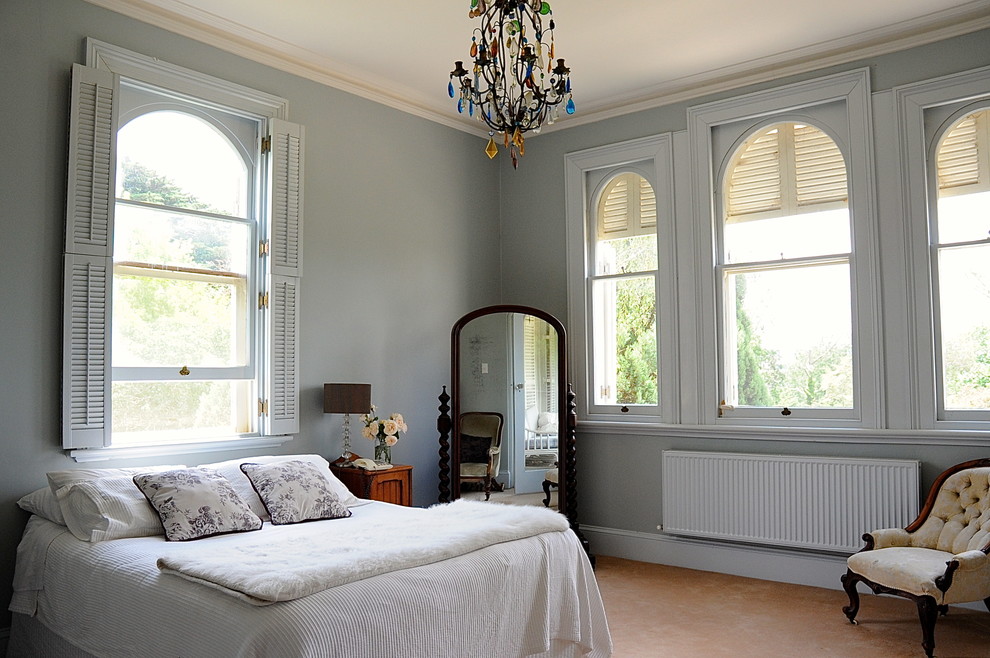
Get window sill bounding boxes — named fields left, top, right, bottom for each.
left=575, top=419, right=990, bottom=447
left=69, top=435, right=294, bottom=463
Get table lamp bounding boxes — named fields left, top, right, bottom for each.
left=323, top=383, right=371, bottom=460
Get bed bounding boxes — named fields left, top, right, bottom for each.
left=7, top=454, right=611, bottom=657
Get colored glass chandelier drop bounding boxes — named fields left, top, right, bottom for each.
left=448, top=0, right=575, bottom=168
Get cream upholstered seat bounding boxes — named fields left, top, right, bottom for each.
left=458, top=412, right=503, bottom=501
left=841, top=458, right=990, bottom=657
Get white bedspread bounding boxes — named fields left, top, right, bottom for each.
left=10, top=501, right=611, bottom=658
left=157, top=499, right=570, bottom=604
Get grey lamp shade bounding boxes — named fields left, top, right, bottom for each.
left=323, top=383, right=372, bottom=414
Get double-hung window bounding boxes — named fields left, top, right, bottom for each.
left=62, top=42, right=303, bottom=455
left=565, top=135, right=677, bottom=421
left=690, top=69, right=881, bottom=427
left=897, top=67, right=990, bottom=429
left=932, top=108, right=990, bottom=417
left=719, top=122, right=853, bottom=413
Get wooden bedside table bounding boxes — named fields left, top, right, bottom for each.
left=330, top=460, right=413, bottom=506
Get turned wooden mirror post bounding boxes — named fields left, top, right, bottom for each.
left=437, top=305, right=589, bottom=559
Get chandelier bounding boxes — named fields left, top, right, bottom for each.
left=448, top=0, right=575, bottom=168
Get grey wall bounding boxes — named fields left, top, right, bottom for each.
left=3, top=0, right=990, bottom=635
left=0, top=0, right=500, bottom=628
left=458, top=313, right=511, bottom=415
left=497, top=29, right=990, bottom=534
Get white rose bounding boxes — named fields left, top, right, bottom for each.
left=385, top=435, right=398, bottom=447
left=383, top=419, right=399, bottom=435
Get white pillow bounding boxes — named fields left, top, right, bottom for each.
left=56, top=476, right=165, bottom=542
left=133, top=467, right=263, bottom=541
left=199, top=454, right=361, bottom=519
left=240, top=460, right=352, bottom=525
left=17, top=487, right=66, bottom=526
left=47, top=465, right=185, bottom=538
left=47, top=465, right=186, bottom=497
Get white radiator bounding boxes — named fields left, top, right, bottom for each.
left=661, top=450, right=920, bottom=554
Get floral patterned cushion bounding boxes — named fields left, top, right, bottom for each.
left=133, top=468, right=263, bottom=541
left=239, top=460, right=352, bottom=525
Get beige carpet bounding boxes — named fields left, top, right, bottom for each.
left=595, top=556, right=990, bottom=657
left=460, top=487, right=557, bottom=508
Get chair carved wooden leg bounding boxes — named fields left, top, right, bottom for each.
left=916, top=595, right=939, bottom=658
left=483, top=476, right=492, bottom=501
left=840, top=569, right=861, bottom=623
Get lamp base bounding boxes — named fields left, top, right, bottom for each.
left=340, top=413, right=354, bottom=462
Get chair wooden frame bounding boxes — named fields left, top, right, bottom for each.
left=457, top=411, right=504, bottom=501
left=841, top=457, right=990, bottom=657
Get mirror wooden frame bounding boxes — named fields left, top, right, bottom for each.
left=437, top=304, right=589, bottom=558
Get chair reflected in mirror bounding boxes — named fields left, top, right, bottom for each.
left=458, top=412, right=504, bottom=501
left=542, top=466, right=558, bottom=507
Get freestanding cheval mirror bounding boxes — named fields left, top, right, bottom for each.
left=437, top=304, right=590, bottom=560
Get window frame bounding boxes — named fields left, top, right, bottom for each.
left=895, top=65, right=990, bottom=430
left=688, top=68, right=882, bottom=428
left=565, top=134, right=678, bottom=423
left=717, top=118, right=854, bottom=418
left=62, top=40, right=303, bottom=461
left=111, top=91, right=261, bottom=439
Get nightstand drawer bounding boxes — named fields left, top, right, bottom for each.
left=331, top=463, right=413, bottom=506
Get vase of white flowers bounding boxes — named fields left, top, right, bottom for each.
left=360, top=406, right=408, bottom=465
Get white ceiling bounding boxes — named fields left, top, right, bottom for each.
left=89, top=0, right=990, bottom=136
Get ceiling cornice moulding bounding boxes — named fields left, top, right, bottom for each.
left=83, top=0, right=990, bottom=140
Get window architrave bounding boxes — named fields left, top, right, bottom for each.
left=565, top=134, right=678, bottom=423
left=688, top=68, right=882, bottom=428
left=895, top=65, right=990, bottom=429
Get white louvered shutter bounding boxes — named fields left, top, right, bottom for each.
left=265, top=275, right=300, bottom=435
left=793, top=123, right=847, bottom=207
left=726, top=123, right=846, bottom=222
left=938, top=110, right=990, bottom=195
left=270, top=118, right=304, bottom=277
left=63, top=64, right=118, bottom=448
left=524, top=317, right=538, bottom=411
left=596, top=172, right=657, bottom=240
left=263, top=118, right=303, bottom=436
left=727, top=129, right=781, bottom=218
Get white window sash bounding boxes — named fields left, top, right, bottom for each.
left=565, top=134, right=678, bottom=423
left=688, top=68, right=880, bottom=428
left=895, top=66, right=990, bottom=428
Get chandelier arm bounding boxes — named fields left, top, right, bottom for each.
left=450, top=0, right=574, bottom=163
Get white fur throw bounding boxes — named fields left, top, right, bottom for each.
left=156, top=499, right=570, bottom=605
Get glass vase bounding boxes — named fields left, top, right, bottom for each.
left=374, top=438, right=391, bottom=465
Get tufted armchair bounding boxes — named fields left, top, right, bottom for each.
left=458, top=412, right=503, bottom=501
left=841, top=457, right=990, bottom=657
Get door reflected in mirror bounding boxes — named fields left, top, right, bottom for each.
left=455, top=311, right=561, bottom=509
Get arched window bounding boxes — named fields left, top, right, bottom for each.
left=590, top=170, right=659, bottom=409
left=718, top=121, right=854, bottom=412
left=111, top=106, right=257, bottom=442
left=63, top=46, right=303, bottom=453
left=932, top=108, right=990, bottom=413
